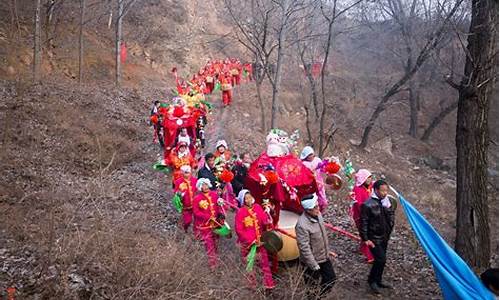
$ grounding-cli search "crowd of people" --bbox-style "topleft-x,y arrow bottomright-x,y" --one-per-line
148,59 -> 498,299
162,132 -> 398,297
172,58 -> 252,106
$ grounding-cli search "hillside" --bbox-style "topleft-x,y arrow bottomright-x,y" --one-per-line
0,1 -> 498,299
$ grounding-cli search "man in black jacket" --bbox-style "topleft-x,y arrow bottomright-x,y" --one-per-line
359,179 -> 395,295
198,153 -> 218,190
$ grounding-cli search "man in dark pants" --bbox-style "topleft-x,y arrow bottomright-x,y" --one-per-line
296,194 -> 337,298
359,179 -> 395,295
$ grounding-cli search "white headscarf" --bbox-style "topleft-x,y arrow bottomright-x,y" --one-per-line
300,146 -> 314,160
180,165 -> 191,174
301,193 -> 318,209
216,140 -> 228,150
237,189 -> 251,206
196,178 -> 212,191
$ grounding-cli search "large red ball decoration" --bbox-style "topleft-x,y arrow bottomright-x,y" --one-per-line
173,106 -> 184,118
219,169 -> 234,183
264,170 -> 279,185
325,161 -> 341,174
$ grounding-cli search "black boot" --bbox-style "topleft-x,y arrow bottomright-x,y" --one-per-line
369,282 -> 381,295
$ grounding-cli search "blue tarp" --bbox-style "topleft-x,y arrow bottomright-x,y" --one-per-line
397,192 -> 495,300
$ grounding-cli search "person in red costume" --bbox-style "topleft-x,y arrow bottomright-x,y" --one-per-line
235,189 -> 275,290
214,139 -> 232,163
243,62 -> 253,82
174,165 -> 197,232
351,169 -> 375,263
169,141 -> 197,184
220,72 -> 233,106
230,59 -> 242,86
192,178 -> 225,269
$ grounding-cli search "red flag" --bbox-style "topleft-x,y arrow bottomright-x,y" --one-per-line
311,62 -> 321,78
120,43 -> 127,64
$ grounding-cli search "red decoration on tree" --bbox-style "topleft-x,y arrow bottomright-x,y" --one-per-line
219,169 -> 234,183
264,170 -> 279,184
325,161 -> 340,174
311,62 -> 322,78
173,106 -> 184,118
120,43 -> 127,64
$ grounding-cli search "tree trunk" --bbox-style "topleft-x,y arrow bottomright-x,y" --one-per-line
115,0 -> 123,87
45,0 -> 55,49
420,100 -> 458,142
318,14 -> 335,157
33,0 -> 42,82
255,79 -> 266,132
270,34 -> 285,129
78,0 -> 85,84
455,0 -> 497,270
408,80 -> 418,137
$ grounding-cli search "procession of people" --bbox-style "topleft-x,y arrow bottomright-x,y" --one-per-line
147,59 -> 402,298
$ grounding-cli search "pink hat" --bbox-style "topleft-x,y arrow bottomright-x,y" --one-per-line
355,169 -> 372,187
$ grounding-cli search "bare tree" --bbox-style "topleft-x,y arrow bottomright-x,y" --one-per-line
34,0 -> 42,82
115,0 -> 138,87
454,0 -> 497,270
79,0 -> 86,84
294,0 -> 361,155
223,0 -> 278,132
358,0 -> 465,148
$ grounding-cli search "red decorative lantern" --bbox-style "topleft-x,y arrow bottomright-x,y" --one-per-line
264,170 -> 279,185
173,106 -> 184,118
158,107 -> 167,115
219,169 -> 234,183
325,161 -> 341,174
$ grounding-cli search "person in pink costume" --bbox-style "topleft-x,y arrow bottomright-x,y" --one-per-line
351,169 -> 375,263
192,178 -> 225,269
235,189 -> 275,290
173,165 -> 198,232
300,146 -> 328,212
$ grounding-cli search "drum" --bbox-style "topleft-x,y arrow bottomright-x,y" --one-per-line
276,210 -> 300,261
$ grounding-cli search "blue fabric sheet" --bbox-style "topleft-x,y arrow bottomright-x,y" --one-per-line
398,193 -> 495,300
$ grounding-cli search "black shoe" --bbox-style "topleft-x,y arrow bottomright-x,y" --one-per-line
377,282 -> 393,289
369,282 -> 381,295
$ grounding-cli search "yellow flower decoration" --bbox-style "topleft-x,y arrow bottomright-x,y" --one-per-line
179,183 -> 187,190
243,216 -> 254,228
199,200 -> 209,210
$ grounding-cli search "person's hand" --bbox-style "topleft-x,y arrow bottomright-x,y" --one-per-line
365,240 -> 375,248
217,198 -> 225,206
329,251 -> 338,259
312,265 -> 321,271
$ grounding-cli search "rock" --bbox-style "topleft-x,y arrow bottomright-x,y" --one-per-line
371,136 -> 393,156
7,66 -> 15,75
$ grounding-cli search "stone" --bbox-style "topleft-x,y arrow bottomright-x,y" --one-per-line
372,136 -> 393,156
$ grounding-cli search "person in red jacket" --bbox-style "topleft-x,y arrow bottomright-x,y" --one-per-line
351,169 -> 375,263
192,178 -> 225,269
169,141 -> 197,184
220,72 -> 233,106
174,165 -> 198,232
235,189 -> 275,290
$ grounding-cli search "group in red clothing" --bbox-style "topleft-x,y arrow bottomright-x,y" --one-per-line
172,58 -> 253,106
